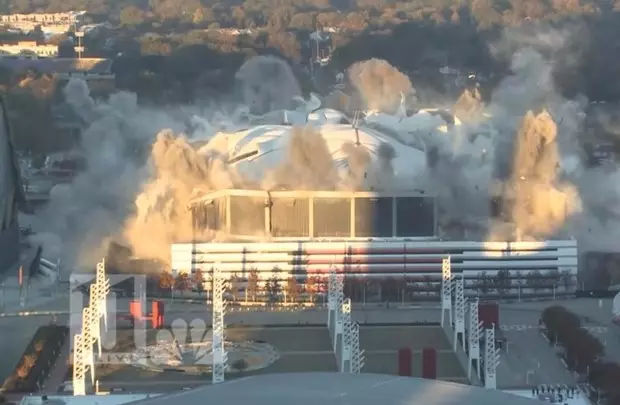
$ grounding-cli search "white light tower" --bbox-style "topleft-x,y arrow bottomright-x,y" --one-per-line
441,257 -> 453,327
340,298 -> 353,372
72,258 -> 110,396
89,287 -> 102,356
468,299 -> 483,380
212,268 -> 227,384
81,307 -> 95,385
328,268 -> 345,351
327,266 -> 338,340
72,333 -> 86,396
95,260 -> 110,331
351,322 -> 365,374
484,325 -> 501,390
453,275 -> 465,350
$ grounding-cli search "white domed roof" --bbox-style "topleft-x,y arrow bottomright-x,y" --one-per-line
201,122 -> 429,188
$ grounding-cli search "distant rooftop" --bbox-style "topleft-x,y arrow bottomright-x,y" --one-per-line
0,57 -> 113,74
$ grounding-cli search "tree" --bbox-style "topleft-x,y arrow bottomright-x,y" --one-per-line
542,305 -> 581,338
228,275 -> 241,301
289,13 -> 315,30
120,5 -> 145,26
175,273 -> 189,296
159,271 -> 174,295
493,269 -> 511,297
423,275 -> 435,296
247,269 -> 259,303
266,276 -> 281,303
306,276 -> 317,303
193,269 -> 204,295
561,269 -> 574,291
285,276 -> 300,303
545,269 -> 562,293
192,7 -> 213,25
477,271 -> 490,295
526,270 -> 543,294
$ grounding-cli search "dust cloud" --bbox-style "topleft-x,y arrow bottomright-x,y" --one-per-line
31,31 -> 620,271
347,58 -> 414,114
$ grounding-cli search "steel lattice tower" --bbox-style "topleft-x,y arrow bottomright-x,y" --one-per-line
212,268 -> 227,384
96,259 -> 110,331
453,275 -> 465,350
72,258 -> 110,396
441,257 -> 453,327
327,266 -> 338,344
351,322 -> 365,374
468,299 -> 483,380
82,307 -> 95,384
341,298 -> 353,372
484,325 -> 501,389
72,334 -> 86,396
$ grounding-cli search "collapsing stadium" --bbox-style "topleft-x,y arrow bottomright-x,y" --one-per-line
170,104 -> 579,301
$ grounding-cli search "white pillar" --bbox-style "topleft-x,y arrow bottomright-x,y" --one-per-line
454,275 -> 465,350
441,257 -> 452,327
212,268 -> 227,384
484,325 -> 500,390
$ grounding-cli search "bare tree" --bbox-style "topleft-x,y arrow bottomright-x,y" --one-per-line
247,269 -> 259,303
306,276 -> 317,303
561,269 -> 574,291
285,276 -> 299,303
175,273 -> 189,296
159,271 -> 174,296
193,269 -> 204,295
526,270 -> 542,294
228,274 -> 240,301
477,271 -> 490,296
493,269 -> 511,297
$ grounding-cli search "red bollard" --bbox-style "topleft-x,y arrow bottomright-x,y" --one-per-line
129,299 -> 142,320
422,347 -> 437,379
398,347 -> 412,376
151,300 -> 164,328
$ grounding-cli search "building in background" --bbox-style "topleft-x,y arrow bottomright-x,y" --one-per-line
0,11 -> 86,35
0,40 -> 58,57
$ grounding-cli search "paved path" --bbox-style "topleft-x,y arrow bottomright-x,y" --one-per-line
42,336 -> 71,393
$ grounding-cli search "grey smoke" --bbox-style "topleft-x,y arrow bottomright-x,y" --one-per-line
268,125 -> 339,190
235,55 -> 302,115
341,141 -> 371,189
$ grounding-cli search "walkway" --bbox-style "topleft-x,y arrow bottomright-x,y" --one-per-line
42,334 -> 71,393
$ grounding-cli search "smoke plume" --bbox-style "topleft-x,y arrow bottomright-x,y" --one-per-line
267,125 -> 339,190
32,29 -> 620,273
235,55 -> 302,114
348,58 -> 414,114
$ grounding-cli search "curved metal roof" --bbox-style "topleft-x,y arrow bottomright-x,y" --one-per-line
133,373 -> 541,405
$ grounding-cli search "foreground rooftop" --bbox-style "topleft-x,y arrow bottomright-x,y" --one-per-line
131,373 -> 542,405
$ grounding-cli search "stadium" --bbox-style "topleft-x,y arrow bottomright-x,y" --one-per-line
170,98 -> 579,300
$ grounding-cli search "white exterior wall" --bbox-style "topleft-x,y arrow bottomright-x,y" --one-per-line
171,239 -> 578,280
